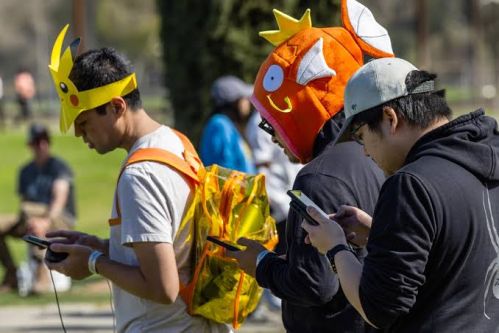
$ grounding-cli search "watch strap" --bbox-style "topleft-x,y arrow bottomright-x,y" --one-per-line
326,244 -> 353,273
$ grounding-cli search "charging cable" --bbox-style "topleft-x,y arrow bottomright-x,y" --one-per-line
49,270 -> 67,333
107,279 -> 116,332
48,271 -> 116,333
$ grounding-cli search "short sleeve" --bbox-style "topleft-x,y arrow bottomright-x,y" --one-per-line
53,159 -> 73,182
117,165 -> 176,246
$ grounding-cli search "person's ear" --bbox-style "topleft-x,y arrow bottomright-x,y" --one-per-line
382,106 -> 399,135
110,97 -> 127,116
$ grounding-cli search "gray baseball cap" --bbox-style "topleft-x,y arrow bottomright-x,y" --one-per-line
211,75 -> 253,107
334,57 -> 436,145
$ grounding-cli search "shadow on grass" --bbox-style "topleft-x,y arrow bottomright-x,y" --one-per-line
0,275 -> 111,306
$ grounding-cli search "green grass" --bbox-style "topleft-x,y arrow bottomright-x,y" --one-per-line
0,122 -> 126,304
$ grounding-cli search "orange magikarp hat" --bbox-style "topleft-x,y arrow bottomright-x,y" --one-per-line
251,0 -> 394,163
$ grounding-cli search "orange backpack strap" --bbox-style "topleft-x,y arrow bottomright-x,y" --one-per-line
127,148 -> 201,182
172,129 -> 204,176
108,130 -> 204,226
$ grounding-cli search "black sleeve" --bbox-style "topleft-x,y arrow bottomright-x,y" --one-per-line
359,172 -> 436,328
256,172 -> 358,306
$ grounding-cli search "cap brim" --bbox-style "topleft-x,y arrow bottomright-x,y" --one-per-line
331,115 -> 355,147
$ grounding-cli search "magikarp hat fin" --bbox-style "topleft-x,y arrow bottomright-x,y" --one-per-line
259,9 -> 312,46
342,0 -> 393,57
49,24 -> 138,133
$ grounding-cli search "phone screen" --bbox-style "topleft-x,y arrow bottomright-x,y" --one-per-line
287,190 -> 330,221
22,235 -> 50,249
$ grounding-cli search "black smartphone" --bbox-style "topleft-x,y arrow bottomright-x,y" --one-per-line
22,235 -> 51,249
22,235 -> 69,263
206,236 -> 241,251
287,190 -> 330,226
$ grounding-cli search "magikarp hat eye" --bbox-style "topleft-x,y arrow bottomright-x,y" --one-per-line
48,24 -> 138,133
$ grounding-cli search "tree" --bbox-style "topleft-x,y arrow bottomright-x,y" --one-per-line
157,0 -> 340,143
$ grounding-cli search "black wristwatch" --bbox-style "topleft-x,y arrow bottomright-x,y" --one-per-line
326,244 -> 354,273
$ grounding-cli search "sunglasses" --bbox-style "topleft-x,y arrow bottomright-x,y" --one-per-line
258,118 -> 275,136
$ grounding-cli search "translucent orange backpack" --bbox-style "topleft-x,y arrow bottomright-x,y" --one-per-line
110,130 -> 278,329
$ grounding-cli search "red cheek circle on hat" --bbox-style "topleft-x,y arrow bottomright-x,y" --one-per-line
70,94 -> 79,106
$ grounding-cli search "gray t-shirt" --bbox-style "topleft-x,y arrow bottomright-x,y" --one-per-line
109,126 -> 230,333
19,156 -> 76,219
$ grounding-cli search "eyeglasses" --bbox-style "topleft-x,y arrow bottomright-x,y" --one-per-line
258,118 -> 275,137
350,122 -> 365,145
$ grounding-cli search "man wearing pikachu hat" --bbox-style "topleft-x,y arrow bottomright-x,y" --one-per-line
44,25 -> 230,333
229,1 -> 393,332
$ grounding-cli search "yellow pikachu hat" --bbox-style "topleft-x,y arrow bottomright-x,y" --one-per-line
48,25 -> 138,133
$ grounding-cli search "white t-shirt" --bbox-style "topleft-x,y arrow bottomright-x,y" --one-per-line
109,125 -> 230,333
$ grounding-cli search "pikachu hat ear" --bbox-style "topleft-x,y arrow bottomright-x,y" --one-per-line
341,0 -> 394,58
49,24 -> 138,133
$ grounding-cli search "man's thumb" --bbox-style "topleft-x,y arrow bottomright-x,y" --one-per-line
237,238 -> 252,247
49,242 -> 72,253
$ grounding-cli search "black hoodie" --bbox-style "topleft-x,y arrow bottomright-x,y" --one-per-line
256,113 -> 385,333
360,110 -> 499,332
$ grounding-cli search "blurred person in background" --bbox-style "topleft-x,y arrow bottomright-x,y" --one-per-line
14,68 -> 36,124
245,111 -> 302,319
0,123 -> 76,293
246,111 -> 302,256
199,75 -> 256,174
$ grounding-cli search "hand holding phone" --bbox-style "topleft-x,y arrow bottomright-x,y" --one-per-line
22,235 -> 69,263
287,190 -> 331,226
206,236 -> 241,251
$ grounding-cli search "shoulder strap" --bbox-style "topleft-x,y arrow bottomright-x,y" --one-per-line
126,148 -> 200,182
108,130 -> 204,226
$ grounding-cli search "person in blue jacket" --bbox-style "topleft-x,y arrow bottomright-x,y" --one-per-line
199,76 -> 256,174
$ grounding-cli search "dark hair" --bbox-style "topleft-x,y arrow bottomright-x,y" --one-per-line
69,48 -> 141,112
31,135 -> 50,145
352,70 -> 452,132
211,100 -> 250,125
28,124 -> 50,145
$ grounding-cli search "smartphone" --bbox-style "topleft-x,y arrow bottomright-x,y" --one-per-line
206,236 -> 241,251
22,235 -> 69,263
287,190 -> 330,226
22,235 -> 51,249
